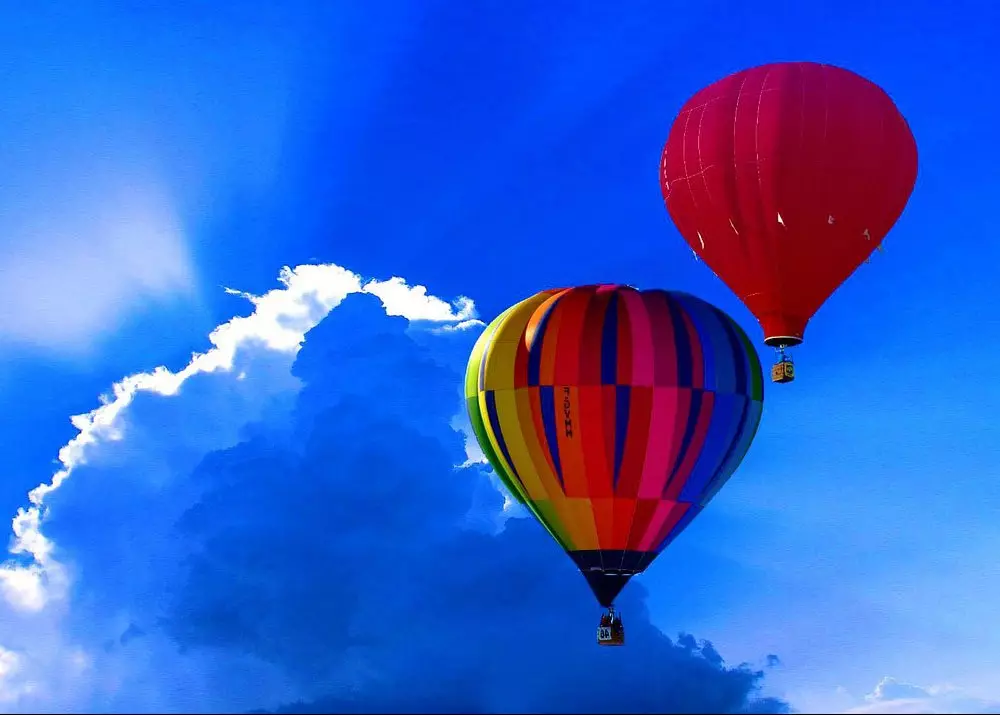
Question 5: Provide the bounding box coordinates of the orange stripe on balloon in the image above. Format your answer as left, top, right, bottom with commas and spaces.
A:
522, 294, 552, 349
535, 291, 570, 386
590, 497, 616, 550
517, 386, 566, 500
555, 385, 589, 498
527, 385, 564, 495
563, 497, 600, 551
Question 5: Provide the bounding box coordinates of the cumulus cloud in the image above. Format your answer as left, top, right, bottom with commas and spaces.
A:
843, 677, 1000, 714
0, 263, 785, 713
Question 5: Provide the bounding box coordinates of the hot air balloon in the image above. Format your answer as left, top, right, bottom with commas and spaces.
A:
659, 61, 918, 384
465, 285, 764, 645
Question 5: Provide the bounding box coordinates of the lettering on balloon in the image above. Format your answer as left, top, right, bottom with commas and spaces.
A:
562, 387, 573, 438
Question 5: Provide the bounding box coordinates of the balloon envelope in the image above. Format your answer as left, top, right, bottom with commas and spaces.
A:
465, 285, 764, 607
660, 61, 918, 346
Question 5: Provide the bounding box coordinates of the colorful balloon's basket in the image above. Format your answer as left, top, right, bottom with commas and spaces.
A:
597, 616, 625, 646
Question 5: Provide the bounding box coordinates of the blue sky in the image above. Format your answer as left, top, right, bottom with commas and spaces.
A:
0, 0, 996, 712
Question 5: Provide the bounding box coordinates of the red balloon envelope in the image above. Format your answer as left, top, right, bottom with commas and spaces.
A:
659, 61, 918, 348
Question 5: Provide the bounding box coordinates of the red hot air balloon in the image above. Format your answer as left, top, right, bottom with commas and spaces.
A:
659, 62, 918, 384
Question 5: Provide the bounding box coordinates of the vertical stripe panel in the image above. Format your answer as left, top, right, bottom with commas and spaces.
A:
467, 285, 765, 588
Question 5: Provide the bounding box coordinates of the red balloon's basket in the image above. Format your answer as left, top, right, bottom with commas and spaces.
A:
771, 359, 795, 384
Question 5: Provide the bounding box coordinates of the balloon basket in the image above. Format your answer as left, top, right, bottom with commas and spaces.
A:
771, 356, 795, 384
596, 607, 625, 646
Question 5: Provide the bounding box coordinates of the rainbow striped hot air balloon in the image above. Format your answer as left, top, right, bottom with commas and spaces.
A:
465, 285, 764, 646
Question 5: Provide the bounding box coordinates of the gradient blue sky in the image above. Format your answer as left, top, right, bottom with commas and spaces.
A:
0, 1, 997, 713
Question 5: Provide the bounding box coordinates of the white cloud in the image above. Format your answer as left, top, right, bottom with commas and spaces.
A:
361, 276, 476, 323
0, 646, 35, 703
843, 677, 1000, 714
0, 262, 478, 711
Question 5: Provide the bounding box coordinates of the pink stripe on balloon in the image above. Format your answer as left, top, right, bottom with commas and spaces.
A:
637, 388, 677, 498
618, 289, 654, 387
636, 500, 690, 551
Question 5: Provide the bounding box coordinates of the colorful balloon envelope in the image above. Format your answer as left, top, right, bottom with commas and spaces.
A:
465, 285, 764, 641
659, 62, 918, 380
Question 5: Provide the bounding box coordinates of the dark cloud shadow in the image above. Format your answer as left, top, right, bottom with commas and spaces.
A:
157, 293, 788, 714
